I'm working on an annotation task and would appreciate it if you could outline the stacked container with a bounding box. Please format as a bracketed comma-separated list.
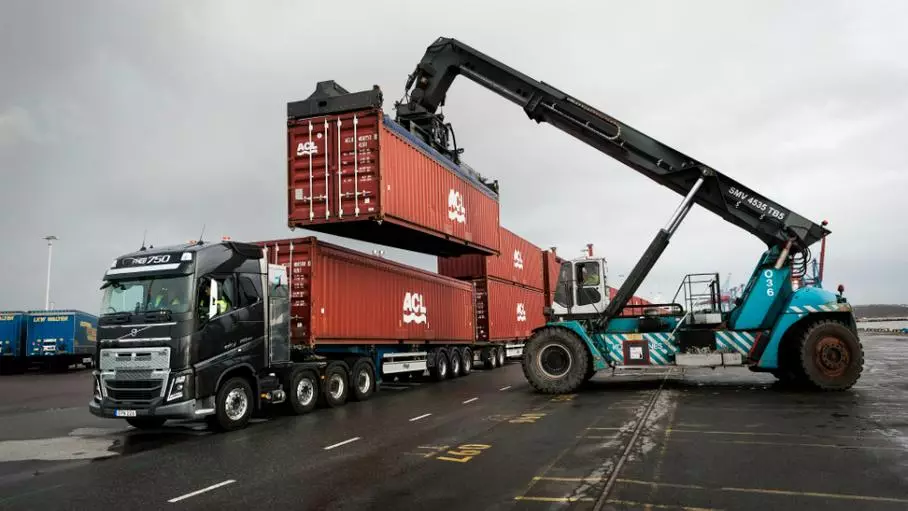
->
[26, 310, 97, 367]
[438, 227, 547, 343]
[0, 311, 27, 373]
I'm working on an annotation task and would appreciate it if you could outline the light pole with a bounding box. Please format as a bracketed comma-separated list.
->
[44, 235, 58, 310]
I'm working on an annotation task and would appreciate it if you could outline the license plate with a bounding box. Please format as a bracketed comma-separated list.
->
[115, 409, 137, 417]
[82, 357, 92, 364]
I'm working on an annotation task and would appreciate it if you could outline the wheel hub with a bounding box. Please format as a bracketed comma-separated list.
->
[815, 336, 850, 377]
[297, 378, 314, 405]
[537, 343, 573, 379]
[329, 374, 345, 399]
[357, 371, 371, 393]
[225, 387, 248, 420]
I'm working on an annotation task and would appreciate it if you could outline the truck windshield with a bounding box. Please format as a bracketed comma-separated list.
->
[100, 276, 192, 315]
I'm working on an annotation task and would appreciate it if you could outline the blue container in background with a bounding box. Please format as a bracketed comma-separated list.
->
[0, 311, 28, 371]
[26, 310, 98, 366]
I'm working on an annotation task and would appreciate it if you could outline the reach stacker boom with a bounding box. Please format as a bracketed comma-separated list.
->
[395, 37, 863, 392]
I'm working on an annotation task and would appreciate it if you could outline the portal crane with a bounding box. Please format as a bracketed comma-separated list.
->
[395, 37, 863, 392]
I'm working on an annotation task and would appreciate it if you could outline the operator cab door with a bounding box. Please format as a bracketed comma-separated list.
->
[549, 258, 608, 318]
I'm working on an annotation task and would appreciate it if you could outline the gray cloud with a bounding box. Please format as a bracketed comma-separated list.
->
[1, 0, 906, 314]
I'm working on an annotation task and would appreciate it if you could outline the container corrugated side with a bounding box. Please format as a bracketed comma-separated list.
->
[438, 227, 544, 291]
[256, 237, 476, 346]
[474, 277, 546, 342]
[0, 311, 26, 358]
[542, 250, 566, 308]
[287, 107, 501, 257]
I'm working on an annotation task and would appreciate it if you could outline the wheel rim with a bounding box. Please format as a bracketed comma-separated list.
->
[439, 356, 447, 376]
[537, 343, 573, 379]
[296, 377, 314, 406]
[815, 336, 850, 378]
[498, 348, 505, 364]
[329, 373, 345, 399]
[225, 386, 249, 421]
[356, 369, 372, 394]
[463, 350, 472, 372]
[452, 353, 460, 373]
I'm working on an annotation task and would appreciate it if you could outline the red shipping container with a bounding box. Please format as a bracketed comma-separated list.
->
[542, 249, 566, 308]
[254, 237, 475, 346]
[438, 227, 544, 291]
[473, 277, 546, 342]
[287, 102, 501, 258]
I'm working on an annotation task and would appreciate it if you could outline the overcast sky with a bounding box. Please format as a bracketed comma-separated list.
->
[1, 0, 906, 314]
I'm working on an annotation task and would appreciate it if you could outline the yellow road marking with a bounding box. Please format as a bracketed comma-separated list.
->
[615, 478, 908, 504]
[514, 496, 594, 502]
[605, 499, 721, 511]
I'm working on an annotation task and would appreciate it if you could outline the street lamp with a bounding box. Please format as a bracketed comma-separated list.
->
[43, 235, 58, 310]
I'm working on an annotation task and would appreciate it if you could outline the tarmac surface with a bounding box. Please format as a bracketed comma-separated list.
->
[0, 334, 906, 510]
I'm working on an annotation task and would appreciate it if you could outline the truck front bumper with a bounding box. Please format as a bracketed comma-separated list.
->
[89, 396, 216, 421]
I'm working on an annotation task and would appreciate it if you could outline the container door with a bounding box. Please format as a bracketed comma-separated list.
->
[288, 111, 381, 222]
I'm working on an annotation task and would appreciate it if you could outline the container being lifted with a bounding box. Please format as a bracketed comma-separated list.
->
[286, 81, 501, 257]
[438, 226, 545, 291]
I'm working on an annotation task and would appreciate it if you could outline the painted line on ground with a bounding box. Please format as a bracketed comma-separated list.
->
[463, 397, 479, 404]
[616, 479, 908, 504]
[323, 437, 361, 450]
[168, 480, 236, 503]
[499, 385, 512, 391]
[409, 413, 432, 422]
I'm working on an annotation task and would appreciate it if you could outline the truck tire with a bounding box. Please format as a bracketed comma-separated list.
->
[522, 327, 589, 394]
[287, 369, 319, 414]
[432, 349, 449, 381]
[349, 358, 376, 402]
[320, 362, 349, 407]
[797, 320, 864, 391]
[126, 417, 166, 429]
[450, 347, 462, 377]
[497, 345, 506, 367]
[460, 347, 473, 375]
[480, 348, 494, 369]
[210, 376, 253, 432]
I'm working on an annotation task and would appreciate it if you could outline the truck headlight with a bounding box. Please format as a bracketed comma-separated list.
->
[167, 373, 189, 402]
[93, 376, 103, 402]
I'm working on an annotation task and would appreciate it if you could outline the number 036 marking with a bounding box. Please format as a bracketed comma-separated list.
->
[436, 444, 491, 463]
[764, 269, 775, 297]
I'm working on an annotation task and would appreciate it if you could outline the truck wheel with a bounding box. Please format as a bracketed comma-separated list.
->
[432, 349, 449, 381]
[797, 320, 864, 391]
[497, 346, 507, 366]
[288, 369, 319, 414]
[460, 347, 473, 375]
[480, 348, 494, 369]
[522, 327, 589, 394]
[450, 347, 462, 377]
[126, 417, 166, 429]
[320, 362, 349, 407]
[210, 376, 253, 432]
[349, 358, 376, 402]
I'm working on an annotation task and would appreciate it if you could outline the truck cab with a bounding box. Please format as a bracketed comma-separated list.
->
[548, 256, 610, 321]
[89, 241, 303, 431]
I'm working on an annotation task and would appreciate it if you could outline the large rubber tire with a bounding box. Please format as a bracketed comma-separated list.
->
[287, 369, 319, 415]
[349, 358, 376, 402]
[319, 362, 349, 408]
[497, 345, 507, 367]
[481, 348, 495, 369]
[432, 349, 450, 381]
[522, 327, 590, 394]
[450, 347, 462, 378]
[460, 347, 473, 376]
[209, 376, 254, 432]
[797, 320, 864, 391]
[126, 417, 166, 429]
[583, 362, 596, 383]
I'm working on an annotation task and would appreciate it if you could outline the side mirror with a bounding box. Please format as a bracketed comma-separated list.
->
[208, 279, 219, 320]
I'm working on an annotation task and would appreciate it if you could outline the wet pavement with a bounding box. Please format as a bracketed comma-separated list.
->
[0, 335, 906, 510]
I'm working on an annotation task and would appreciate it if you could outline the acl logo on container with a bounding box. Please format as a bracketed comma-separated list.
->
[402, 292, 427, 324]
[513, 250, 524, 270]
[447, 189, 466, 223]
[516, 303, 527, 322]
[296, 141, 318, 157]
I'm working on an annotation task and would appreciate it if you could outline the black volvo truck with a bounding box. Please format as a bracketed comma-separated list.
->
[89, 240, 328, 431]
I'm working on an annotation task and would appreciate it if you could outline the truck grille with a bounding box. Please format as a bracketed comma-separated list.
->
[99, 347, 171, 408]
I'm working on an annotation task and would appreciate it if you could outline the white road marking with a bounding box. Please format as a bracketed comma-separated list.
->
[168, 479, 236, 503]
[499, 386, 512, 391]
[463, 397, 479, 404]
[409, 413, 432, 422]
[323, 437, 361, 450]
